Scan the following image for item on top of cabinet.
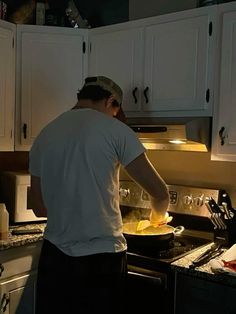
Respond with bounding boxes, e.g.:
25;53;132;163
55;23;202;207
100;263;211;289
0;203;9;240
0;1;7;20
66;0;90;28
8;0;35;24
45;8;65;26
36;1;45;25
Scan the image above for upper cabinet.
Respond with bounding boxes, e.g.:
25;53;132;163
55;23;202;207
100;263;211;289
89;6;217;117
15;25;88;151
211;2;236;162
0;20;15;151
89;27;144;112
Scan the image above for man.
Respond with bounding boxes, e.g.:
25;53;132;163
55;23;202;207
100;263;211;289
29;76;169;314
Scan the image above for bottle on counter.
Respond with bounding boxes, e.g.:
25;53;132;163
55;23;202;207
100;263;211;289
0;203;9;240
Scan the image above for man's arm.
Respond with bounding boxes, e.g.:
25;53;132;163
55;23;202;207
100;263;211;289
30;175;47;218
125;153;170;224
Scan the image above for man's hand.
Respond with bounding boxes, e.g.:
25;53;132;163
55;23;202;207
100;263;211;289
149;211;172;227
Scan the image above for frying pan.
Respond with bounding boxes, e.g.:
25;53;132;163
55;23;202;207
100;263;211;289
122;221;185;249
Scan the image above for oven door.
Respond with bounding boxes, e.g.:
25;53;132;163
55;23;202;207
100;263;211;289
125;265;170;313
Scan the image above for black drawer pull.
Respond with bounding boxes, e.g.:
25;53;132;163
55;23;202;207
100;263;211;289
0;264;4;277
219;126;226;146
23;123;27;139
132;87;138;104
143;87;149;103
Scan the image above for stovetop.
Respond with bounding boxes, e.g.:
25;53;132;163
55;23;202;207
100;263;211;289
127;233;212;264
120;179;220;269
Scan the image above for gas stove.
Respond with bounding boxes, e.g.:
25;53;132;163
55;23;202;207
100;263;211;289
119;180;219;268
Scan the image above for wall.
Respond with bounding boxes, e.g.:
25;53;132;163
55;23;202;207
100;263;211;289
129;0;198;20
0;152;29;172
120;150;236;207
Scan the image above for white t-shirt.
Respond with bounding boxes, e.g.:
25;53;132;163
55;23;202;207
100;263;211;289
29;108;145;256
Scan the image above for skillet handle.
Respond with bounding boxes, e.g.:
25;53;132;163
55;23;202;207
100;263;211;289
173;226;185;235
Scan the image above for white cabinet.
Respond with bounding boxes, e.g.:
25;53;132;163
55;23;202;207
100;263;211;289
0;272;37;314
211;3;236;162
89;6;216;117
0;21;15;151
89;27;144;112
0;242;42;314
15;25;88;151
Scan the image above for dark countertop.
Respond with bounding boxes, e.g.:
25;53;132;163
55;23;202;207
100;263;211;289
0;223;46;250
171;242;236;287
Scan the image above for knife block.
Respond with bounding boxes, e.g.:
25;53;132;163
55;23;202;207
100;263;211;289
214;216;236;247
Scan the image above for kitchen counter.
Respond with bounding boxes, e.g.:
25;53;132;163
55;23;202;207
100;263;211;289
171;242;236;287
0;223;46;250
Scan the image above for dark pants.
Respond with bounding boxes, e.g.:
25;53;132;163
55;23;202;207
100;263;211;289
36;239;127;314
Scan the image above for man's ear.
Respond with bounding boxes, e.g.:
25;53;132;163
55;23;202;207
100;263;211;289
115;106;127;123
105;95;115;108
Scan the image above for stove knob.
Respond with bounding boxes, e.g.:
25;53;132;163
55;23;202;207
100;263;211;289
183;195;193;205
119;188;130;198
194;196;204;207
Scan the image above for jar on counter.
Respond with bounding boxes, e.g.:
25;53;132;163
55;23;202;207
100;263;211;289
0;203;9;240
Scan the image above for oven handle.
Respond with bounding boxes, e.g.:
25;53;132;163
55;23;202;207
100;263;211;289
127;271;166;288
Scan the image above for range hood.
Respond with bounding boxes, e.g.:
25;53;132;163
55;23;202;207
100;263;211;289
127;117;212;152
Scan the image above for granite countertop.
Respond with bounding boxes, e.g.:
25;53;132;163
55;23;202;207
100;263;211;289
0;223;46;250
171;242;236;287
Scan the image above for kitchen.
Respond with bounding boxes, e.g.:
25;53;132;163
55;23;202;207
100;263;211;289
1;0;236;313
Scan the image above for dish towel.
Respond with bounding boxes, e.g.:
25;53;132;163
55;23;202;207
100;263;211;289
210;244;236;275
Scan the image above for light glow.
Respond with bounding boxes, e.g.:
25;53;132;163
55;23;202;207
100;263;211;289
169;139;186;144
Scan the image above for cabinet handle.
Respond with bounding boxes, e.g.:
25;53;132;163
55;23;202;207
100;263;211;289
0;294;9;312
23;123;27;139
219;126;226;146
132;87;138;104
0;264;4;277
143;87;149;103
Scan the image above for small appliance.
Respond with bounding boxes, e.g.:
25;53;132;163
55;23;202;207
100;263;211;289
0;171;46;223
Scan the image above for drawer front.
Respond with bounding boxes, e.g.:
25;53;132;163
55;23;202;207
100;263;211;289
0;242;42;280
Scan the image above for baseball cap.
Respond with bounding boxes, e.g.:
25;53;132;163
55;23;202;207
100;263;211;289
83;76;123;105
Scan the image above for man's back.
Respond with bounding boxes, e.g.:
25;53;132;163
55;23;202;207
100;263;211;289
29;108;145;256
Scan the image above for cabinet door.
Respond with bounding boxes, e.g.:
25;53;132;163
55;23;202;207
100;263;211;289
89;28;143;112
144;14;213;116
0;272;37;314
175;272;236;314
211;11;236;161
0;22;15;151
16;26;88;150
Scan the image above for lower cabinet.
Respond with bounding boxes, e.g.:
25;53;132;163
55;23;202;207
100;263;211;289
0;272;37;314
0;242;42;314
174;272;236;314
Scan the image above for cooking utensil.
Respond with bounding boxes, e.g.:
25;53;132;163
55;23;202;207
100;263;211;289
206;201;222;229
123;221;184;249
207;198;227;230
189;242;224;269
136;215;173;232
221;202;233;220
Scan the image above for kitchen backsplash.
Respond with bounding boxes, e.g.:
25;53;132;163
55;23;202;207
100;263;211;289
1;151;235;207
120;150;236;208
